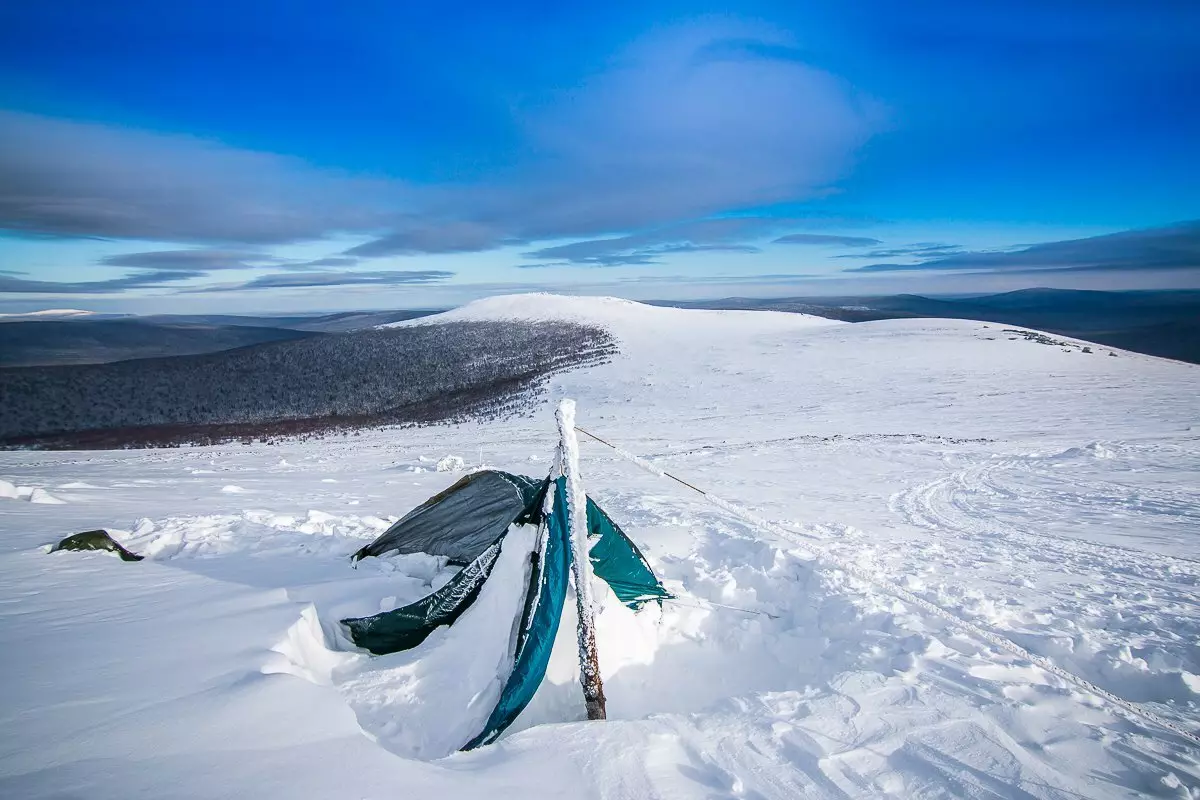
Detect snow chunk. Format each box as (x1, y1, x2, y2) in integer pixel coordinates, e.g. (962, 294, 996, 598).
(263, 605, 359, 686)
(435, 455, 465, 473)
(29, 488, 66, 504)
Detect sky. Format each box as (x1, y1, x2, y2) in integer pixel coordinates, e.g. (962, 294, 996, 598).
(0, 1, 1198, 313)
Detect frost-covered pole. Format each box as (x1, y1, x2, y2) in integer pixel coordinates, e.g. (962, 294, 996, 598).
(555, 398, 606, 721)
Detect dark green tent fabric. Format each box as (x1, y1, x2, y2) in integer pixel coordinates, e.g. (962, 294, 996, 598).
(341, 537, 505, 656)
(350, 471, 538, 564)
(50, 530, 143, 562)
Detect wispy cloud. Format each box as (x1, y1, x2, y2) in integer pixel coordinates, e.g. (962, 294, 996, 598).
(518, 243, 761, 268)
(190, 270, 454, 292)
(834, 242, 963, 260)
(99, 249, 277, 271)
(344, 221, 516, 258)
(521, 217, 796, 267)
(277, 256, 360, 271)
(773, 233, 882, 246)
(0, 270, 205, 294)
(619, 272, 816, 284)
(845, 222, 1200, 274)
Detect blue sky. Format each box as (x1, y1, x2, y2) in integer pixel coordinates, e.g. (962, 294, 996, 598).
(1, 1, 1197, 312)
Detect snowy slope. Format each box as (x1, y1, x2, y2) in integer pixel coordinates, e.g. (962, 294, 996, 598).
(2, 294, 1198, 798)
(0, 309, 97, 319)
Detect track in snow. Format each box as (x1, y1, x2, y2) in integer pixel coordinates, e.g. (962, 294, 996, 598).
(884, 441, 1200, 725)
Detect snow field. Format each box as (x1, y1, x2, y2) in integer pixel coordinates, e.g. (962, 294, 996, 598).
(2, 293, 1198, 798)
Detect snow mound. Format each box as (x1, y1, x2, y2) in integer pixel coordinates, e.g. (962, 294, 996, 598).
(0, 480, 66, 503)
(122, 510, 394, 561)
(28, 488, 65, 505)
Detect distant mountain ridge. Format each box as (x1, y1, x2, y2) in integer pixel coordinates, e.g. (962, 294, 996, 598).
(0, 309, 441, 367)
(658, 289, 1200, 365)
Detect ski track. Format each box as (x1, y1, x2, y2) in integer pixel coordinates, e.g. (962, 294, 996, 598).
(879, 444, 1200, 728)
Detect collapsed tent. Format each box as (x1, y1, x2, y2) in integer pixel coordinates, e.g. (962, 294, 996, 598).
(342, 469, 669, 750)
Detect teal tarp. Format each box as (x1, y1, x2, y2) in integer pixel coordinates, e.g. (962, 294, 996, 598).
(584, 487, 671, 609)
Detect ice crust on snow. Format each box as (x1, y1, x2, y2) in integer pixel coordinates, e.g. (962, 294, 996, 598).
(2, 293, 1199, 798)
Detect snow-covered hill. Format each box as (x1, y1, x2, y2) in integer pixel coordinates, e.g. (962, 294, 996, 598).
(0, 308, 98, 319)
(2, 294, 1198, 798)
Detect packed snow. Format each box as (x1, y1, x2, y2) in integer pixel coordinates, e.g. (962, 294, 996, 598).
(2, 293, 1198, 798)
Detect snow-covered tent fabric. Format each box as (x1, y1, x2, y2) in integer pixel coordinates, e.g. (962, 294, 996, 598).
(350, 470, 541, 564)
(342, 538, 505, 655)
(464, 480, 571, 750)
(342, 469, 669, 749)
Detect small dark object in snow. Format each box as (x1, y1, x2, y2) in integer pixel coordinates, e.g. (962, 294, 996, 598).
(1082, 346, 1093, 354)
(1110, 351, 1118, 357)
(50, 529, 143, 561)
(1003, 328, 1086, 352)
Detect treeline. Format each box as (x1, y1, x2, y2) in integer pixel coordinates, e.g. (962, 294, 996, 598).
(0, 321, 615, 449)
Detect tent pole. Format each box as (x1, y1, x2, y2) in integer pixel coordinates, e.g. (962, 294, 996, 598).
(555, 398, 607, 721)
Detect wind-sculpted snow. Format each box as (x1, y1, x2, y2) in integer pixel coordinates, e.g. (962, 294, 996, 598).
(1, 294, 1198, 798)
(885, 444, 1200, 716)
(0, 320, 615, 448)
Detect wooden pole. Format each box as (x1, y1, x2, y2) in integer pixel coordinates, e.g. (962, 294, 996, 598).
(555, 398, 606, 721)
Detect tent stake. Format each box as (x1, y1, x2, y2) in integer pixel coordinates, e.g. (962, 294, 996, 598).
(555, 399, 607, 721)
